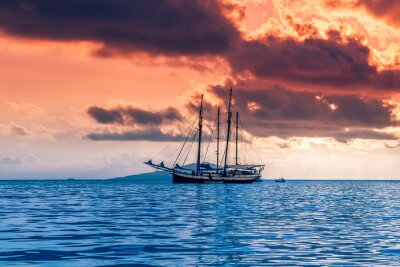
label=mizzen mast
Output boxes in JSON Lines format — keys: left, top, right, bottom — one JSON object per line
{"left": 196, "top": 94, "right": 204, "bottom": 173}
{"left": 223, "top": 88, "right": 232, "bottom": 176}
{"left": 216, "top": 107, "right": 220, "bottom": 172}
{"left": 235, "top": 112, "right": 239, "bottom": 165}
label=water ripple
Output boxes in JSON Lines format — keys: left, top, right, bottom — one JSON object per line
{"left": 0, "top": 180, "right": 400, "bottom": 266}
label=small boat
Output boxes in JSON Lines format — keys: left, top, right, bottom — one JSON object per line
{"left": 145, "top": 88, "right": 265, "bottom": 184}
{"left": 275, "top": 177, "right": 285, "bottom": 183}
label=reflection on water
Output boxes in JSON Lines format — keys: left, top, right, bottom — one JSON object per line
{"left": 0, "top": 180, "right": 400, "bottom": 266}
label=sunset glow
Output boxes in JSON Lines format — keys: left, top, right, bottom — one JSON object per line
{"left": 0, "top": 0, "right": 399, "bottom": 179}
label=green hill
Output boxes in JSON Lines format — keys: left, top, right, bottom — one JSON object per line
{"left": 110, "top": 171, "right": 171, "bottom": 181}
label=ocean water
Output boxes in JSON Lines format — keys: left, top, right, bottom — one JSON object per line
{"left": 0, "top": 180, "right": 400, "bottom": 266}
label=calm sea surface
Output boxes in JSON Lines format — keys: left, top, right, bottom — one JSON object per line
{"left": 0, "top": 180, "right": 400, "bottom": 266}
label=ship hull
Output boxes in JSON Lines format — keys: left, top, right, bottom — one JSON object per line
{"left": 172, "top": 172, "right": 259, "bottom": 184}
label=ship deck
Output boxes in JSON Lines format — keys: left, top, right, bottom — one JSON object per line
{"left": 172, "top": 171, "right": 260, "bottom": 184}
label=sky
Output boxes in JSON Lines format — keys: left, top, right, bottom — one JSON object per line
{"left": 0, "top": 0, "right": 399, "bottom": 179}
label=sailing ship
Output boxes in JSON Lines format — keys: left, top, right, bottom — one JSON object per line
{"left": 145, "top": 88, "right": 265, "bottom": 183}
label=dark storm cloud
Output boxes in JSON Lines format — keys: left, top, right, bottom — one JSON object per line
{"left": 335, "top": 129, "right": 397, "bottom": 142}
{"left": 323, "top": 94, "right": 393, "bottom": 127}
{"left": 87, "top": 105, "right": 185, "bottom": 142}
{"left": 325, "top": 0, "right": 400, "bottom": 26}
{"left": 124, "top": 107, "right": 182, "bottom": 125}
{"left": 86, "top": 84, "right": 396, "bottom": 142}
{"left": 87, "top": 107, "right": 123, "bottom": 124}
{"left": 86, "top": 129, "right": 186, "bottom": 142}
{"left": 356, "top": 0, "right": 400, "bottom": 26}
{"left": 0, "top": 0, "right": 240, "bottom": 56}
{"left": 226, "top": 34, "right": 400, "bottom": 91}
{"left": 213, "top": 85, "right": 393, "bottom": 127}
{"left": 87, "top": 106, "right": 182, "bottom": 126}
{"left": 1, "top": 1, "right": 399, "bottom": 91}
{"left": 238, "top": 120, "right": 396, "bottom": 141}
{"left": 210, "top": 84, "right": 397, "bottom": 140}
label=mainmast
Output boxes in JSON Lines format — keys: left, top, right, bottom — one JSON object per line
{"left": 223, "top": 88, "right": 232, "bottom": 176}
{"left": 196, "top": 94, "right": 204, "bottom": 173}
{"left": 235, "top": 112, "right": 239, "bottom": 165}
{"left": 216, "top": 107, "right": 220, "bottom": 172}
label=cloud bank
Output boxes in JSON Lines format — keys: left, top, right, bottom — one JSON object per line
{"left": 209, "top": 84, "right": 397, "bottom": 141}
{"left": 1, "top": 0, "right": 398, "bottom": 92}
{"left": 86, "top": 129, "right": 186, "bottom": 142}
{"left": 0, "top": 0, "right": 239, "bottom": 56}
{"left": 2, "top": 0, "right": 398, "bottom": 141}
{"left": 88, "top": 106, "right": 182, "bottom": 126}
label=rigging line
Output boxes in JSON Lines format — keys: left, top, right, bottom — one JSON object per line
{"left": 180, "top": 130, "right": 197, "bottom": 165}
{"left": 151, "top": 139, "right": 180, "bottom": 162}
{"left": 183, "top": 130, "right": 198, "bottom": 166}
{"left": 249, "top": 141, "right": 263, "bottom": 164}
{"left": 238, "top": 116, "right": 246, "bottom": 164}
{"left": 239, "top": 122, "right": 244, "bottom": 164}
{"left": 219, "top": 120, "right": 227, "bottom": 167}
{"left": 238, "top": 115, "right": 249, "bottom": 164}
{"left": 239, "top": 115, "right": 264, "bottom": 165}
{"left": 238, "top": 116, "right": 251, "bottom": 164}
{"left": 173, "top": 113, "right": 199, "bottom": 167}
{"left": 219, "top": 119, "right": 233, "bottom": 167}
{"left": 202, "top": 113, "right": 218, "bottom": 164}
{"left": 231, "top": 117, "right": 236, "bottom": 164}
{"left": 150, "top": 144, "right": 169, "bottom": 162}
{"left": 220, "top": 145, "right": 226, "bottom": 168}
{"left": 170, "top": 143, "right": 183, "bottom": 162}
{"left": 177, "top": 139, "right": 189, "bottom": 165}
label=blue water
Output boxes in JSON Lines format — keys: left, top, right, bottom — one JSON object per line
{"left": 0, "top": 180, "right": 400, "bottom": 266}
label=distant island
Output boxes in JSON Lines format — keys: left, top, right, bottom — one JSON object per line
{"left": 110, "top": 171, "right": 172, "bottom": 182}
{"left": 109, "top": 163, "right": 206, "bottom": 181}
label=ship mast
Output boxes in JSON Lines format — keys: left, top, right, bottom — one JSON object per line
{"left": 216, "top": 107, "right": 220, "bottom": 173}
{"left": 223, "top": 88, "right": 232, "bottom": 176}
{"left": 196, "top": 94, "right": 204, "bottom": 174}
{"left": 235, "top": 112, "right": 239, "bottom": 165}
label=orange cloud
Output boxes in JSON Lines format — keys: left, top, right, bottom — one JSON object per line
{"left": 6, "top": 102, "right": 43, "bottom": 117}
